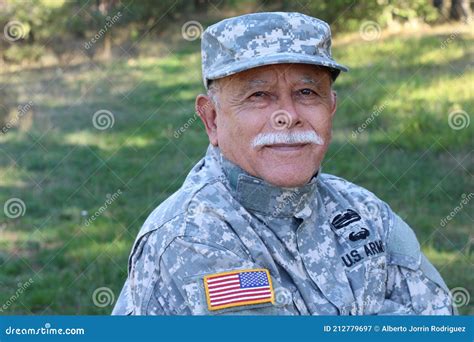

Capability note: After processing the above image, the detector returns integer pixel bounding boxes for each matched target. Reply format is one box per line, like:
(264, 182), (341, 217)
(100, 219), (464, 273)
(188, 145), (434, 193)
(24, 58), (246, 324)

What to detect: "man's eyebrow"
(295, 75), (331, 92)
(297, 76), (325, 86)
(250, 78), (267, 84)
(235, 79), (269, 97)
(246, 79), (268, 88)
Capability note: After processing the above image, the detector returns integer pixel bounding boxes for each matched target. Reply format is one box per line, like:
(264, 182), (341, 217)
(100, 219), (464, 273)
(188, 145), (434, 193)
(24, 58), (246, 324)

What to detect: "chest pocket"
(343, 254), (388, 315)
(330, 210), (388, 314)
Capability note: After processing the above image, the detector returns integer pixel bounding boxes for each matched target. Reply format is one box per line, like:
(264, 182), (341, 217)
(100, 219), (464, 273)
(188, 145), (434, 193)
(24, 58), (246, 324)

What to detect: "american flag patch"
(203, 269), (274, 311)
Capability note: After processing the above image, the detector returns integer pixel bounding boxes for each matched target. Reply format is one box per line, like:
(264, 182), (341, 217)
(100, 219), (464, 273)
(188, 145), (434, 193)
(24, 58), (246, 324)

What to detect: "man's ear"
(195, 94), (218, 146)
(330, 90), (337, 118)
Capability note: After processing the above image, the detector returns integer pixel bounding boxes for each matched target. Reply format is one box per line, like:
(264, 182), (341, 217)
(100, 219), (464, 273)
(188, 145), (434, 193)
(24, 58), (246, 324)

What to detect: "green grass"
(0, 24), (472, 315)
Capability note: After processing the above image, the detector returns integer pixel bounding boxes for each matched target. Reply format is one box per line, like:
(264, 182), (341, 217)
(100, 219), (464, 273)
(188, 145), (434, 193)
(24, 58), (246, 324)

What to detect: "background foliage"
(0, 0), (472, 315)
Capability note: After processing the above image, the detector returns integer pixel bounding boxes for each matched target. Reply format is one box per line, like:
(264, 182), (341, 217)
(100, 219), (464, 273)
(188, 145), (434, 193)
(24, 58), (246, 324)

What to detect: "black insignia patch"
(331, 209), (361, 230)
(349, 228), (370, 241)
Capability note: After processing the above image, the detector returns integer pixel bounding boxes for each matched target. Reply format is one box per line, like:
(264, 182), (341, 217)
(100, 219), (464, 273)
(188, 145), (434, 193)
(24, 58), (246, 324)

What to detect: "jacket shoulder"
(319, 173), (382, 202)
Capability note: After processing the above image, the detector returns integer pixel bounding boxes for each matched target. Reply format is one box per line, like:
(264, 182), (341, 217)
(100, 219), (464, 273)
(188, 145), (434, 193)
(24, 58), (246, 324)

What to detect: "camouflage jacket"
(112, 145), (454, 315)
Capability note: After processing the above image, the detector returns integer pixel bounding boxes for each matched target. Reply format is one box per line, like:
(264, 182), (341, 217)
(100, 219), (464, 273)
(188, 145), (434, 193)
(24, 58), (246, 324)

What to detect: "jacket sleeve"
(380, 210), (455, 315)
(122, 215), (293, 315)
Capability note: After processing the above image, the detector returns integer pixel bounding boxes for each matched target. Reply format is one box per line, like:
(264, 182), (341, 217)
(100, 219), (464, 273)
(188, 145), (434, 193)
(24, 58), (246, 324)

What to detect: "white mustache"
(251, 131), (325, 149)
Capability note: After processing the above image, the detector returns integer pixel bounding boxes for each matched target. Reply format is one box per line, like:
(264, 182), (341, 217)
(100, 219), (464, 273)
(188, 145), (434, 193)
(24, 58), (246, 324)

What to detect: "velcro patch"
(203, 268), (274, 311)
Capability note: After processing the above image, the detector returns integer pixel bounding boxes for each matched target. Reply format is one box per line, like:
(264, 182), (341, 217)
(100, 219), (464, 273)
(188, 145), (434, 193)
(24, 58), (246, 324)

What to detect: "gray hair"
(207, 80), (221, 108)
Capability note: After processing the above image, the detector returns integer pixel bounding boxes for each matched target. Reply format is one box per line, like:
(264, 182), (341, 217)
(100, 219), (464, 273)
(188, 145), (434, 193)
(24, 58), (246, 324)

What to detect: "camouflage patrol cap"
(201, 12), (348, 89)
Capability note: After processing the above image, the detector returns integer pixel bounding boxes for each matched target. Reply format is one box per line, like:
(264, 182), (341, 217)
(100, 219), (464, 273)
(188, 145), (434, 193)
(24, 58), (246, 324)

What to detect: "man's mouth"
(264, 143), (309, 151)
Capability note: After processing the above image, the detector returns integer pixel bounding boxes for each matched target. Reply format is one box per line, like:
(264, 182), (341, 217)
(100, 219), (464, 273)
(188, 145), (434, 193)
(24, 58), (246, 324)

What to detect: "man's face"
(197, 63), (337, 187)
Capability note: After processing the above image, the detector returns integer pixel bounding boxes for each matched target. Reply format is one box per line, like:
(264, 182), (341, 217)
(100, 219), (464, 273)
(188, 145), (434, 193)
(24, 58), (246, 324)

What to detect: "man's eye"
(299, 88), (315, 96)
(250, 91), (266, 98)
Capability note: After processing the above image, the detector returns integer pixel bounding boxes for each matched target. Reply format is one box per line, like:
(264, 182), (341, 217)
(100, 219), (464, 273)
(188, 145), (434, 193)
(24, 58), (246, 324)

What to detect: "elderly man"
(113, 12), (454, 315)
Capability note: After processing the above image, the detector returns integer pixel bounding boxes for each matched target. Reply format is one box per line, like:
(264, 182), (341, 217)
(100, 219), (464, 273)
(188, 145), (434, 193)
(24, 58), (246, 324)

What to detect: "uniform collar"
(209, 145), (320, 219)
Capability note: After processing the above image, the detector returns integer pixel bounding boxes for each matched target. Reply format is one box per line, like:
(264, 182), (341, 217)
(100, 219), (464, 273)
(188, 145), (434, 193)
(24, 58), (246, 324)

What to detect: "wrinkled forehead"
(220, 63), (332, 89)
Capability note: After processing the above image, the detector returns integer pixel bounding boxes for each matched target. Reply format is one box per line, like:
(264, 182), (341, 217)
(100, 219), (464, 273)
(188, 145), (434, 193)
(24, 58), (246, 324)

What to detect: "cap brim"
(205, 53), (348, 87)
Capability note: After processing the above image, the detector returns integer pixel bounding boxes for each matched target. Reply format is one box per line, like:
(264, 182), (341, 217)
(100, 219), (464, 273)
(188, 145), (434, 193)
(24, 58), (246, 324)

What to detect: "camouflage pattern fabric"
(113, 145), (454, 315)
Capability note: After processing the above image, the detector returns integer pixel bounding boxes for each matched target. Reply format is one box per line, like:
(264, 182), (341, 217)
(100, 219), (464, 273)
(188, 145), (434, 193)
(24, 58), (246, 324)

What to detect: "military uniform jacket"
(113, 145), (454, 315)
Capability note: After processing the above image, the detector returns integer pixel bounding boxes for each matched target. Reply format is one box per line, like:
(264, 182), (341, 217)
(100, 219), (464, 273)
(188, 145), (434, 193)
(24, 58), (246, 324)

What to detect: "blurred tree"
(1, 0), (471, 66)
(95, 0), (119, 59)
(450, 0), (472, 22)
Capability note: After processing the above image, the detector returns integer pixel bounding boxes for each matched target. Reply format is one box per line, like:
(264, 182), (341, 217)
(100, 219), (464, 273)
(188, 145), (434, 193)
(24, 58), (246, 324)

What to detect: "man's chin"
(255, 150), (322, 187)
(259, 168), (316, 188)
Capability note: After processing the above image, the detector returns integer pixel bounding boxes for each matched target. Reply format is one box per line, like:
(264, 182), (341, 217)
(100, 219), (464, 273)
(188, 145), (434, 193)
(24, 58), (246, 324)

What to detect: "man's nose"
(271, 95), (302, 130)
